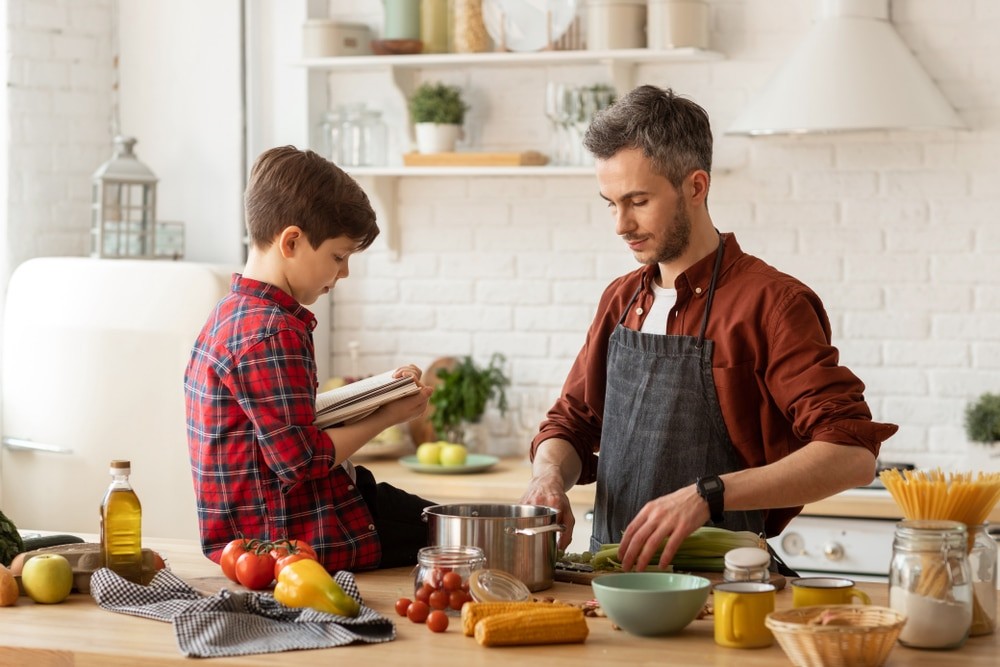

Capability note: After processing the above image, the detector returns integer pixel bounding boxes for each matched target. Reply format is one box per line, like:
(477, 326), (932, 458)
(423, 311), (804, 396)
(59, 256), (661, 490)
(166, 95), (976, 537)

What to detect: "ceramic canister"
(647, 0), (710, 50)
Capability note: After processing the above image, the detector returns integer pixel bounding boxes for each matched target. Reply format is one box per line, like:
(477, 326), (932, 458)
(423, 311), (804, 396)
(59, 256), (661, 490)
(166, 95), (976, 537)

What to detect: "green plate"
(398, 453), (499, 475)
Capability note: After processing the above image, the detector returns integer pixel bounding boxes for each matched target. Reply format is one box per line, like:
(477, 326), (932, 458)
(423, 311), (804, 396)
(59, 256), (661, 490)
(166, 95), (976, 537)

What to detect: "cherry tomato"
(220, 538), (251, 582)
(407, 600), (430, 623)
(448, 589), (469, 610)
(426, 610), (449, 633)
(395, 597), (412, 617)
(235, 549), (276, 590)
(414, 582), (434, 604)
(423, 567), (446, 589)
(441, 571), (463, 592)
(428, 589), (449, 610)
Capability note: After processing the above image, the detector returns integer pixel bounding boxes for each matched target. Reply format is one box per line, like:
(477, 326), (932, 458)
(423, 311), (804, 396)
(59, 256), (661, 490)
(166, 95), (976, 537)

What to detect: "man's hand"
(617, 484), (709, 572)
(520, 471), (576, 551)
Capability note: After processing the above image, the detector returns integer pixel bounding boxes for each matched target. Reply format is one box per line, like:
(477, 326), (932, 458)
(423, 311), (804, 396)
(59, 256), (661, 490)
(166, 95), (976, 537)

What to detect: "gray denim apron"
(591, 238), (765, 551)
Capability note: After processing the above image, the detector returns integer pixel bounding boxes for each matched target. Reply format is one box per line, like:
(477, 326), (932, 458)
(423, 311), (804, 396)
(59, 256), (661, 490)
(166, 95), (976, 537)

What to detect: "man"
(521, 86), (897, 573)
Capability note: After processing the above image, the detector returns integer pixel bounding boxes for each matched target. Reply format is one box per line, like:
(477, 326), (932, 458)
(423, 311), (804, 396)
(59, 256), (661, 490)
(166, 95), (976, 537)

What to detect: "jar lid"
(724, 547), (771, 570)
(417, 545), (486, 568)
(468, 569), (531, 602)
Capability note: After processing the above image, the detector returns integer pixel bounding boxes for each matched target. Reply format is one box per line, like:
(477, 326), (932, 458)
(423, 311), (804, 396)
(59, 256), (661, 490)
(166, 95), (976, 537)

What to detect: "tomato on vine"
(220, 537), (252, 583)
(235, 543), (277, 589)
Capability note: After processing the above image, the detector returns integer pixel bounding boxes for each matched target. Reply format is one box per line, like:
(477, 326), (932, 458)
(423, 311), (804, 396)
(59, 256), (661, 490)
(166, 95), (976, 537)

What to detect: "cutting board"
(554, 566), (786, 590)
(402, 151), (549, 167)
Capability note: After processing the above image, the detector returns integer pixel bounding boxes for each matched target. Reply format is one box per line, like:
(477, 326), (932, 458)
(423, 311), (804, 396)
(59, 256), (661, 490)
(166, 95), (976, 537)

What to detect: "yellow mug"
(791, 577), (872, 607)
(713, 582), (776, 648)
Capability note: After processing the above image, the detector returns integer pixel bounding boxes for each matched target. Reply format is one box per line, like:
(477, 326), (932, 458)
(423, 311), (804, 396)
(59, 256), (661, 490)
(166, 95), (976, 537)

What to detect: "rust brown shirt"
(530, 233), (898, 536)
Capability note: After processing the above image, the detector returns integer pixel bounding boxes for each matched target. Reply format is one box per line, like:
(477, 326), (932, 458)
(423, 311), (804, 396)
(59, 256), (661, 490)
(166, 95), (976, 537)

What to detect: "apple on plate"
(439, 443), (468, 466)
(21, 553), (74, 604)
(415, 442), (442, 465)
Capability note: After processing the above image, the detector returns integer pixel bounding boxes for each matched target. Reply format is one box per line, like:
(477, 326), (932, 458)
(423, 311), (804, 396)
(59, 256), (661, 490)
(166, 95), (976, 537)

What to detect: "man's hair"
(244, 146), (378, 250)
(583, 85), (713, 188)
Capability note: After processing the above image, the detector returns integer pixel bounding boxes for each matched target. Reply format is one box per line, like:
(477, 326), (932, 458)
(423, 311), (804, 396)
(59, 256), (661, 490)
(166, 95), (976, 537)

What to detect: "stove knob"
(823, 542), (845, 561)
(781, 532), (806, 556)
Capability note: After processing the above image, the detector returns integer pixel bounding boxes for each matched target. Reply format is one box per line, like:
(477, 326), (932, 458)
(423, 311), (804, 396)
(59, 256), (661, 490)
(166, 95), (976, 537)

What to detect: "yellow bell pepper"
(273, 558), (360, 618)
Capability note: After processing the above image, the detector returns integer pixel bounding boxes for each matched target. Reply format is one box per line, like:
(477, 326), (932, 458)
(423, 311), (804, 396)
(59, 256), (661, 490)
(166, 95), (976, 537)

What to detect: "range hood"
(727, 0), (964, 136)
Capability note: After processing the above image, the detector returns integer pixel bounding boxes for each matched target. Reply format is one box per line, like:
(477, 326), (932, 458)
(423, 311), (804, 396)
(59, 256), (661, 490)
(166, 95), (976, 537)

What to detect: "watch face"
(701, 477), (723, 493)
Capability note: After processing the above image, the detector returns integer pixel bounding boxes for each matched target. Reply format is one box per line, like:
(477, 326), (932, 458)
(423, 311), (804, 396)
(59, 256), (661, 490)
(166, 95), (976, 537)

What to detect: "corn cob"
(461, 601), (565, 636)
(474, 607), (589, 647)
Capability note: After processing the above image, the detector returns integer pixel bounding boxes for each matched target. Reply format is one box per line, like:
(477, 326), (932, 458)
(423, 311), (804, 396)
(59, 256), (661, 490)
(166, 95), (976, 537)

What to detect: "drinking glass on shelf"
(545, 82), (575, 166)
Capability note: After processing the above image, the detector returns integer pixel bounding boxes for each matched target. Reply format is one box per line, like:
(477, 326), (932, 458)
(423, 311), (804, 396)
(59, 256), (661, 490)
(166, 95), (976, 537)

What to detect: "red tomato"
(441, 571), (463, 591)
(423, 567), (445, 589)
(428, 589), (449, 610)
(235, 550), (276, 590)
(220, 538), (250, 582)
(395, 597), (412, 617)
(426, 610), (449, 633)
(270, 539), (317, 561)
(448, 589), (469, 610)
(407, 600), (430, 623)
(414, 582), (434, 604)
(274, 552), (313, 580)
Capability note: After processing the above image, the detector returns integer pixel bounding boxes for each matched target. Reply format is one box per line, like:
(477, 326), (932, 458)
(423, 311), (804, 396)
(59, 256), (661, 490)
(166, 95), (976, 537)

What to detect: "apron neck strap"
(696, 233), (726, 348)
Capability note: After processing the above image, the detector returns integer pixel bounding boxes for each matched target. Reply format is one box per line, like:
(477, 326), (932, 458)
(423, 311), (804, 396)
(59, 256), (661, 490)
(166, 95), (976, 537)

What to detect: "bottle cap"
(724, 546), (771, 570)
(110, 460), (131, 472)
(468, 568), (531, 602)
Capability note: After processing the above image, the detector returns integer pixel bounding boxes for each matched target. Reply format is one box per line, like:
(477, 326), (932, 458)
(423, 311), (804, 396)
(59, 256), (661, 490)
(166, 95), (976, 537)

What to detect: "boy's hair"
(583, 85), (713, 189)
(244, 146), (379, 250)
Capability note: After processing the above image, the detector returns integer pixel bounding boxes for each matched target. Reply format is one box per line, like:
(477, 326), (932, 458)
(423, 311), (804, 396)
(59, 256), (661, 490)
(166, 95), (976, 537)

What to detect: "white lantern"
(90, 136), (158, 258)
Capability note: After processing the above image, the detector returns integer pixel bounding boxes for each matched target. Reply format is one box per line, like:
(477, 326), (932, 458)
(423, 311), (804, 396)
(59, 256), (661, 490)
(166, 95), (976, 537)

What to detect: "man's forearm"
(532, 438), (584, 491)
(720, 441), (876, 512)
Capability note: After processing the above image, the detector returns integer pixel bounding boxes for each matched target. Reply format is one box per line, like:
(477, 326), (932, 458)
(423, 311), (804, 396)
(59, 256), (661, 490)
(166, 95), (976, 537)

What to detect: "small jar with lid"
(413, 545), (485, 615)
(723, 546), (771, 583)
(889, 519), (973, 649)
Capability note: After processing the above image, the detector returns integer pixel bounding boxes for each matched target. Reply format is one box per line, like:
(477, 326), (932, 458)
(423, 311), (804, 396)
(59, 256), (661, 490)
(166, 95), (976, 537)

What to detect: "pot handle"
(504, 523), (566, 537)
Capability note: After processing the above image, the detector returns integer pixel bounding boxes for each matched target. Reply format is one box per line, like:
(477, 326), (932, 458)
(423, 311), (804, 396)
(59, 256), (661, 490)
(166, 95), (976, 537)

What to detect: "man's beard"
(652, 198), (692, 264)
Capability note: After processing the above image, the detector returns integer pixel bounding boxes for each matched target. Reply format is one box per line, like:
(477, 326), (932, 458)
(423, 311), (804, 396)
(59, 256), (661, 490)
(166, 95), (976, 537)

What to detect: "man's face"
(596, 147), (692, 266)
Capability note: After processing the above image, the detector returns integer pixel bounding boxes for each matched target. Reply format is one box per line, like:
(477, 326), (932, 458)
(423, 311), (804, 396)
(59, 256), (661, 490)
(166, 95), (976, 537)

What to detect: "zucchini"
(21, 534), (85, 552)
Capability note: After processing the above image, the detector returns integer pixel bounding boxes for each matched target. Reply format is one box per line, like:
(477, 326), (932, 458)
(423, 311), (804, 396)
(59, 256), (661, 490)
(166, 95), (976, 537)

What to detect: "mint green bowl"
(591, 572), (711, 637)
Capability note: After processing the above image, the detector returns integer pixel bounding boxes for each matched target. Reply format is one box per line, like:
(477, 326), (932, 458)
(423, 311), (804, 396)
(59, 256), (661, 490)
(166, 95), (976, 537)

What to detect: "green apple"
(415, 442), (442, 465)
(21, 553), (74, 604)
(439, 443), (468, 466)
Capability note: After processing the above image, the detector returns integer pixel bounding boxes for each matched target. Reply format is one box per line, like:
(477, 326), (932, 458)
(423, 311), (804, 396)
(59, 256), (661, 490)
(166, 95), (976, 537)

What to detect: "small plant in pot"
(429, 353), (510, 449)
(964, 392), (1000, 469)
(408, 81), (469, 154)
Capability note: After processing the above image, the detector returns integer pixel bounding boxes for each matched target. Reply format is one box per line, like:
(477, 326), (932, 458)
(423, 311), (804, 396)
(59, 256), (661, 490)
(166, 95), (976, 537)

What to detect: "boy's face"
(286, 233), (359, 306)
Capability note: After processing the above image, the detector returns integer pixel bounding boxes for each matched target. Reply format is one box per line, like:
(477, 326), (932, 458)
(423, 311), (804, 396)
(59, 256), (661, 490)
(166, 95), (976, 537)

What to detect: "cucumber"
(21, 534), (85, 552)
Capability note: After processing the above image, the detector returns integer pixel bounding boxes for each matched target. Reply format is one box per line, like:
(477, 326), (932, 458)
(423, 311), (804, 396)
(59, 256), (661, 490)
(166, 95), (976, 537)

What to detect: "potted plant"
(964, 392), (1000, 470)
(408, 81), (469, 154)
(429, 353), (510, 447)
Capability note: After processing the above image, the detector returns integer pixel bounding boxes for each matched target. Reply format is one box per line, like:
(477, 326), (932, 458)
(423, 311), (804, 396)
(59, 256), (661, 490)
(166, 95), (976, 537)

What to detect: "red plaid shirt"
(184, 274), (381, 571)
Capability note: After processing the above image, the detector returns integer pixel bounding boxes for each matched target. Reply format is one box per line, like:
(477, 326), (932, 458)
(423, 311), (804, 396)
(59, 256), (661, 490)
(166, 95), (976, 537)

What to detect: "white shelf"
(297, 47), (724, 71)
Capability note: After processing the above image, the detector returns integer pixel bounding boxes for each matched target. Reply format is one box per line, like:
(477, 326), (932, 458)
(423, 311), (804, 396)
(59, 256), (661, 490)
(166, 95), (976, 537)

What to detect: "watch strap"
(696, 475), (725, 524)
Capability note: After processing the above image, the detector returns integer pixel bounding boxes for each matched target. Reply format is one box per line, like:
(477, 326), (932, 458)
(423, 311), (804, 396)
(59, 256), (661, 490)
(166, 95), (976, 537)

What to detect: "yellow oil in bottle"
(99, 460), (143, 583)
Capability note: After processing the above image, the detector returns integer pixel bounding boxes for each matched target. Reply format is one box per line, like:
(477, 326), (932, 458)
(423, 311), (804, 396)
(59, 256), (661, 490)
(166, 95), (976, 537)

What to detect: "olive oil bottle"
(99, 459), (142, 582)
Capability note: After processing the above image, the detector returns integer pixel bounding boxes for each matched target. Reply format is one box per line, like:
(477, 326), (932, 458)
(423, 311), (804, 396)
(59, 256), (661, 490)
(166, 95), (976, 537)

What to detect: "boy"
(184, 146), (435, 572)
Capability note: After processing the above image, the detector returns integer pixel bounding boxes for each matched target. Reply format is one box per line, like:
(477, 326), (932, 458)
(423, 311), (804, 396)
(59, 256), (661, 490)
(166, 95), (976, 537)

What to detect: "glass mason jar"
(889, 519), (973, 649)
(319, 109), (343, 163)
(339, 104), (366, 167)
(413, 545), (485, 615)
(969, 523), (998, 636)
(449, 0), (490, 53)
(360, 110), (388, 166)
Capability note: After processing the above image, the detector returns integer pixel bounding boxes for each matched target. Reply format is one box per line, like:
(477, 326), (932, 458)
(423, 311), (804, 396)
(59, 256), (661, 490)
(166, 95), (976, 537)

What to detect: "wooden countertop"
(0, 534), (996, 665)
(354, 455), (1000, 523)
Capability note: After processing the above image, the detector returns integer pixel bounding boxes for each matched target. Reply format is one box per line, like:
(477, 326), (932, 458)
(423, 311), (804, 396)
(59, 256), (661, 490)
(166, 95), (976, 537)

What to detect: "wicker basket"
(765, 605), (906, 667)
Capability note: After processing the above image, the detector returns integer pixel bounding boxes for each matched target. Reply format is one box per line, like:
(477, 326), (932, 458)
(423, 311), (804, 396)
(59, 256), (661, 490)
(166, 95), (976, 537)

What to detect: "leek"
(589, 526), (765, 572)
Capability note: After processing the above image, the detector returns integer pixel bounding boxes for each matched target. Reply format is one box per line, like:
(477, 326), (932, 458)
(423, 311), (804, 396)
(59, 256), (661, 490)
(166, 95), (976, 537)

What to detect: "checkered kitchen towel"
(90, 567), (395, 658)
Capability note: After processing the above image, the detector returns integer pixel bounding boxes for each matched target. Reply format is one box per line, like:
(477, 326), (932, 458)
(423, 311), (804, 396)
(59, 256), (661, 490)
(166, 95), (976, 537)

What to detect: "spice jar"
(969, 522), (997, 636)
(413, 545), (485, 615)
(723, 546), (771, 583)
(889, 519), (973, 649)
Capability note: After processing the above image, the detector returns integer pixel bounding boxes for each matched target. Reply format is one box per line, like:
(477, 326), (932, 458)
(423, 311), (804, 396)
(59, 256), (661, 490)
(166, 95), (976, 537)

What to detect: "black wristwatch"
(696, 475), (726, 525)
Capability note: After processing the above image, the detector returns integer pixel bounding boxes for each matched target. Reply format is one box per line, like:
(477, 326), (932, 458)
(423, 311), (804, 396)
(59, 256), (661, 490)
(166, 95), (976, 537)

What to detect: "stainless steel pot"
(423, 503), (564, 592)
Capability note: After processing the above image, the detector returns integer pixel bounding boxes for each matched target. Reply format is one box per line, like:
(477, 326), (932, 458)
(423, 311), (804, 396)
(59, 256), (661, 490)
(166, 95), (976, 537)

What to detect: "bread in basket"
(765, 605), (906, 667)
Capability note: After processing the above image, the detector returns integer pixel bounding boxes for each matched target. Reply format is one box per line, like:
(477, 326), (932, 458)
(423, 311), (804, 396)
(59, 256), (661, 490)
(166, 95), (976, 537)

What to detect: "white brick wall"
(5, 0), (114, 268)
(323, 0), (1000, 470)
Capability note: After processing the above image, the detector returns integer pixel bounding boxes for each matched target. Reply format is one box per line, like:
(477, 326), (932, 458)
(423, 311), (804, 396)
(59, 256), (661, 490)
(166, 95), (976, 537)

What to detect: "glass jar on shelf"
(360, 109), (388, 166)
(889, 519), (973, 650)
(319, 109), (343, 163)
(450, 0), (490, 53)
(339, 104), (367, 167)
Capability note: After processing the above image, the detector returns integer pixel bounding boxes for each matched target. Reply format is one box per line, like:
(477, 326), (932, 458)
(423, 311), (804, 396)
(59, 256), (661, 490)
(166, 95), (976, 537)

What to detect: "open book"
(314, 369), (420, 428)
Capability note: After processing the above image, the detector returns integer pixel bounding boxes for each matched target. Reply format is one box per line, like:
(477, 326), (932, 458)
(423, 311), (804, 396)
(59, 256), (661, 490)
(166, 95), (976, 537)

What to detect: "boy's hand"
(393, 364), (425, 385)
(379, 384), (432, 424)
